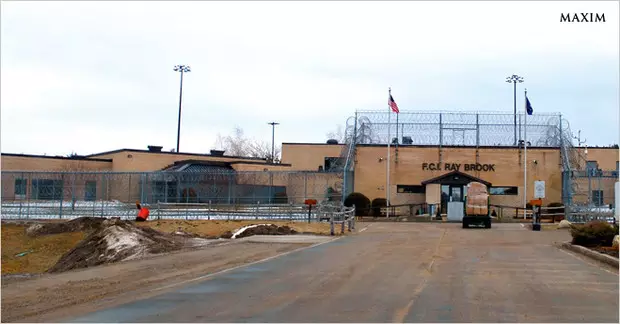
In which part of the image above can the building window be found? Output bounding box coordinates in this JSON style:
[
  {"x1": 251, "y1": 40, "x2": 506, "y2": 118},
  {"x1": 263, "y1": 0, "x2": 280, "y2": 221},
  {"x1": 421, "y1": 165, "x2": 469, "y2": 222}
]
[
  {"x1": 324, "y1": 157, "x2": 344, "y2": 171},
  {"x1": 397, "y1": 185, "x2": 425, "y2": 194},
  {"x1": 85, "y1": 181, "x2": 97, "y2": 201},
  {"x1": 490, "y1": 186, "x2": 518, "y2": 195},
  {"x1": 592, "y1": 190, "x2": 604, "y2": 206},
  {"x1": 14, "y1": 179, "x2": 27, "y2": 198},
  {"x1": 31, "y1": 179, "x2": 63, "y2": 200}
]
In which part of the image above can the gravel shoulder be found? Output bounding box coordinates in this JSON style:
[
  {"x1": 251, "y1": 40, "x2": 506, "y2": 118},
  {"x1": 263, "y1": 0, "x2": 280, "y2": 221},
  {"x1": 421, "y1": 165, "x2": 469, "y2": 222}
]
[{"x1": 0, "y1": 240, "x2": 314, "y2": 323}]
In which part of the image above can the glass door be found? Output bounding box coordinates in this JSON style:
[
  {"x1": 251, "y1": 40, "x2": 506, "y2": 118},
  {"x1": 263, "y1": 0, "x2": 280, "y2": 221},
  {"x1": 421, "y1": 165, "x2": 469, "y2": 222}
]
[
  {"x1": 450, "y1": 186, "x2": 463, "y2": 202},
  {"x1": 441, "y1": 185, "x2": 450, "y2": 214}
]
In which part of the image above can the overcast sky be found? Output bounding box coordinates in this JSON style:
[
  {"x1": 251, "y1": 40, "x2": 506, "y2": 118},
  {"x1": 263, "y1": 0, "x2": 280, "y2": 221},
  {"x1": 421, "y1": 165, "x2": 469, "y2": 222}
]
[{"x1": 1, "y1": 1, "x2": 618, "y2": 156}]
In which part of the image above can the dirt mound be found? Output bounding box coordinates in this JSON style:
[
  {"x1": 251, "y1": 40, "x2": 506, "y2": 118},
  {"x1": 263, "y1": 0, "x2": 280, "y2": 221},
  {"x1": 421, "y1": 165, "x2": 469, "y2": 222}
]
[
  {"x1": 47, "y1": 219, "x2": 185, "y2": 273},
  {"x1": 26, "y1": 217, "x2": 106, "y2": 236},
  {"x1": 232, "y1": 224, "x2": 297, "y2": 239}
]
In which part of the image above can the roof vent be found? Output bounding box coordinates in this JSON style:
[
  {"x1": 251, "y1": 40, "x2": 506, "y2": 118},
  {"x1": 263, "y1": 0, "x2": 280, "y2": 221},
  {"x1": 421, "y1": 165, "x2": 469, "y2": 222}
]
[
  {"x1": 210, "y1": 149, "x2": 225, "y2": 156},
  {"x1": 147, "y1": 145, "x2": 163, "y2": 152},
  {"x1": 326, "y1": 139, "x2": 338, "y2": 144}
]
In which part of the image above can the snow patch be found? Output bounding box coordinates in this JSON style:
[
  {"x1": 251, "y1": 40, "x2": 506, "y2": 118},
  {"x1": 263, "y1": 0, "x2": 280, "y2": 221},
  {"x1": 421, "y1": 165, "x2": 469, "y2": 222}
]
[
  {"x1": 103, "y1": 226, "x2": 149, "y2": 261},
  {"x1": 231, "y1": 223, "x2": 275, "y2": 239}
]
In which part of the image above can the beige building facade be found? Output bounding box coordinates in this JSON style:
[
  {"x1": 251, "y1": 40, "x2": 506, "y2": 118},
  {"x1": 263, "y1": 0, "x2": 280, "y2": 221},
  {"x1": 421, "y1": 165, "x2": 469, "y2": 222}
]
[
  {"x1": 2, "y1": 143, "x2": 618, "y2": 210},
  {"x1": 281, "y1": 143, "x2": 619, "y2": 211}
]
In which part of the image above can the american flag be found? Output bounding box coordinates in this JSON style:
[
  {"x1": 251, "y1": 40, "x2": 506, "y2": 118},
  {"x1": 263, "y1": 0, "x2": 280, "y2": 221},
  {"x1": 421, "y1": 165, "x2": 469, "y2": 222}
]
[{"x1": 388, "y1": 92, "x2": 399, "y2": 113}]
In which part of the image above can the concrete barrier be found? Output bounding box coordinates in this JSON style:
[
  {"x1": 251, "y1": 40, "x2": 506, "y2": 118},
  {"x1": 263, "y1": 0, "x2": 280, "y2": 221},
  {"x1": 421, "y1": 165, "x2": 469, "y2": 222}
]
[{"x1": 561, "y1": 242, "x2": 619, "y2": 268}]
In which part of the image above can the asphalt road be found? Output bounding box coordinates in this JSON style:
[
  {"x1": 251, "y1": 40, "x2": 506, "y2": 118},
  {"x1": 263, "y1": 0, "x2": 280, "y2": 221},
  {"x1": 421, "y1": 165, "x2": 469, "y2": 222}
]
[{"x1": 66, "y1": 223, "x2": 619, "y2": 323}]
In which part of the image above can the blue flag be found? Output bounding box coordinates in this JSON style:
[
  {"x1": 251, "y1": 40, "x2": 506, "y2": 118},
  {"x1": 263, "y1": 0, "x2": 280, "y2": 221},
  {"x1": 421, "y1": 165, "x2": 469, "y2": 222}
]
[{"x1": 526, "y1": 96, "x2": 533, "y2": 115}]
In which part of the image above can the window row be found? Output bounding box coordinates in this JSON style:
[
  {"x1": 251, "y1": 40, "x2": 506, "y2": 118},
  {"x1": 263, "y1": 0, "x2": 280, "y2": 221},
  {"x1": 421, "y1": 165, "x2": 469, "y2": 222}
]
[{"x1": 14, "y1": 178, "x2": 97, "y2": 201}]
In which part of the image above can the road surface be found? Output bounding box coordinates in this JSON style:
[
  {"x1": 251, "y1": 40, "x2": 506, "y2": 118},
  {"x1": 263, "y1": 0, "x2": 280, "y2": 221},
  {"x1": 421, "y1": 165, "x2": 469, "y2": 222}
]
[{"x1": 64, "y1": 223, "x2": 619, "y2": 323}]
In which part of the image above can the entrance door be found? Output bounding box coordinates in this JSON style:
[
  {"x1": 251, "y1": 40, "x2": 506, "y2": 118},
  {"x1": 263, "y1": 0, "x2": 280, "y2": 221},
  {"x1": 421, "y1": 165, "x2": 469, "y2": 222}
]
[{"x1": 441, "y1": 185, "x2": 464, "y2": 214}]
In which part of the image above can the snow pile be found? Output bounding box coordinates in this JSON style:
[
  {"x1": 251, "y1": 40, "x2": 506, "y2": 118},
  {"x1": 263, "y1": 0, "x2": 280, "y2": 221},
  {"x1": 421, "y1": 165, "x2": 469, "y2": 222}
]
[
  {"x1": 228, "y1": 223, "x2": 298, "y2": 239},
  {"x1": 47, "y1": 218, "x2": 185, "y2": 273},
  {"x1": 103, "y1": 226, "x2": 149, "y2": 261},
  {"x1": 231, "y1": 223, "x2": 275, "y2": 239}
]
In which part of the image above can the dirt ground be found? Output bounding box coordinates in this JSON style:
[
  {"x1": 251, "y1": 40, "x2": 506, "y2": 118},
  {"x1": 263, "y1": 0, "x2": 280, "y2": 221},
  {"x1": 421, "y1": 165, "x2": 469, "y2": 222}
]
[
  {"x1": 1, "y1": 219, "x2": 343, "y2": 276},
  {"x1": 0, "y1": 240, "x2": 315, "y2": 323}
]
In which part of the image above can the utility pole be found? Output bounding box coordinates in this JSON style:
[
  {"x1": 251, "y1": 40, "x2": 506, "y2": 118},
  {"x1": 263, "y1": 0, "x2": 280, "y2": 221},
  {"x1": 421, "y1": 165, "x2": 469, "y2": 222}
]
[
  {"x1": 506, "y1": 74, "x2": 524, "y2": 146},
  {"x1": 268, "y1": 122, "x2": 279, "y2": 163},
  {"x1": 174, "y1": 65, "x2": 191, "y2": 153}
]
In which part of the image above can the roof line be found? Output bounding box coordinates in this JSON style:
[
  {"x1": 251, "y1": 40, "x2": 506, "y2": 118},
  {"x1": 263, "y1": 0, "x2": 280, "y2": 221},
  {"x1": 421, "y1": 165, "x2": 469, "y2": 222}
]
[
  {"x1": 84, "y1": 148, "x2": 276, "y2": 161},
  {"x1": 1, "y1": 153, "x2": 113, "y2": 162}
]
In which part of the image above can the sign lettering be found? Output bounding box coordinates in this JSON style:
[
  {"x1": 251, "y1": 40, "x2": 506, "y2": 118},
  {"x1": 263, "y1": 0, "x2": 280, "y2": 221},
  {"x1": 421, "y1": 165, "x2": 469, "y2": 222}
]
[{"x1": 422, "y1": 162, "x2": 496, "y2": 172}]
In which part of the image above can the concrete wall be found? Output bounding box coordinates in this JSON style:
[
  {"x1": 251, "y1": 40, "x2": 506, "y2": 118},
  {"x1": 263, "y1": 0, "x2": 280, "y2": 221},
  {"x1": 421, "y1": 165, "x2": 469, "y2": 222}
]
[
  {"x1": 281, "y1": 143, "x2": 344, "y2": 171},
  {"x1": 1, "y1": 155, "x2": 112, "y2": 172}
]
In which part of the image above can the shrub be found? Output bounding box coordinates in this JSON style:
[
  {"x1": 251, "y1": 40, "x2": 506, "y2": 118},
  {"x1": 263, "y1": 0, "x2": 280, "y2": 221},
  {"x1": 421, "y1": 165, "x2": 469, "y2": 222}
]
[
  {"x1": 570, "y1": 221, "x2": 618, "y2": 247},
  {"x1": 370, "y1": 198, "x2": 387, "y2": 217},
  {"x1": 344, "y1": 192, "x2": 371, "y2": 216}
]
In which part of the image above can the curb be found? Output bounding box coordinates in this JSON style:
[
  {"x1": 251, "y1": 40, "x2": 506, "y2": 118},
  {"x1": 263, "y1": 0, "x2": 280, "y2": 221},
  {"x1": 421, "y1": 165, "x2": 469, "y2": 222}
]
[{"x1": 560, "y1": 242, "x2": 619, "y2": 268}]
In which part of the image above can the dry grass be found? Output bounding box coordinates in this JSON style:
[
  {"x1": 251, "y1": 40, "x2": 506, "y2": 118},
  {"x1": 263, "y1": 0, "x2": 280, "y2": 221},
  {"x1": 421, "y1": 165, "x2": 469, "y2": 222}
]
[
  {"x1": 1, "y1": 219, "x2": 344, "y2": 275},
  {"x1": 1, "y1": 224, "x2": 86, "y2": 275},
  {"x1": 136, "y1": 219, "x2": 346, "y2": 237}
]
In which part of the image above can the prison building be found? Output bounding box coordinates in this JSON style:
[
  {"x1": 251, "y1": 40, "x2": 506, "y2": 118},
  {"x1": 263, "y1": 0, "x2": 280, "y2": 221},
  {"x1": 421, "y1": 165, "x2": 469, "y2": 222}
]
[
  {"x1": 281, "y1": 143, "x2": 618, "y2": 214},
  {"x1": 1, "y1": 111, "x2": 618, "y2": 215}
]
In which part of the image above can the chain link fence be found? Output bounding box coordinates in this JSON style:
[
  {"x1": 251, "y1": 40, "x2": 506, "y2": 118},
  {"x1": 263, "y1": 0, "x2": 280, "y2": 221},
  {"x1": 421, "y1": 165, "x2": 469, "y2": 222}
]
[
  {"x1": 1, "y1": 171, "x2": 353, "y2": 220},
  {"x1": 564, "y1": 170, "x2": 617, "y2": 224}
]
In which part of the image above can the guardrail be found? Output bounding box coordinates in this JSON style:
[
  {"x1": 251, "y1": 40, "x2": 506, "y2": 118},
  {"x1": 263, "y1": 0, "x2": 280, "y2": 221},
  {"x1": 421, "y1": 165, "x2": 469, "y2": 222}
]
[
  {"x1": 328, "y1": 206, "x2": 356, "y2": 235},
  {"x1": 153, "y1": 202, "x2": 317, "y2": 221}
]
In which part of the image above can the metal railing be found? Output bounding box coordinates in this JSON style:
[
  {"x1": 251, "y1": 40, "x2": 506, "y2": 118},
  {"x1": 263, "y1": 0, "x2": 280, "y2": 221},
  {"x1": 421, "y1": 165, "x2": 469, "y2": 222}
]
[{"x1": 328, "y1": 205, "x2": 356, "y2": 235}]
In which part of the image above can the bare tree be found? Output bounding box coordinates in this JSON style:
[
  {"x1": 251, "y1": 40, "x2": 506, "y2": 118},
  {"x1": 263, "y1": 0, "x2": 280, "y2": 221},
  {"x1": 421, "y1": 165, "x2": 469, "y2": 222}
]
[
  {"x1": 248, "y1": 141, "x2": 281, "y2": 163},
  {"x1": 213, "y1": 127, "x2": 281, "y2": 162},
  {"x1": 326, "y1": 124, "x2": 345, "y2": 143}
]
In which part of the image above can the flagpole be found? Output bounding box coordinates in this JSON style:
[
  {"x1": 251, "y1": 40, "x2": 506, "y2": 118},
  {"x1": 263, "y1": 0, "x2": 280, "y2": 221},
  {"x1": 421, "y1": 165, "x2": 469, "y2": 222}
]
[
  {"x1": 523, "y1": 88, "x2": 528, "y2": 219},
  {"x1": 387, "y1": 87, "x2": 392, "y2": 218},
  {"x1": 396, "y1": 110, "x2": 399, "y2": 150}
]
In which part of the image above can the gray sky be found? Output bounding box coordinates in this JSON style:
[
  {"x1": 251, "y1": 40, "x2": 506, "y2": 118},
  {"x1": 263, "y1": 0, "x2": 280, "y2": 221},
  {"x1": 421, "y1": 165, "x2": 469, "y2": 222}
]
[{"x1": 1, "y1": 1, "x2": 618, "y2": 156}]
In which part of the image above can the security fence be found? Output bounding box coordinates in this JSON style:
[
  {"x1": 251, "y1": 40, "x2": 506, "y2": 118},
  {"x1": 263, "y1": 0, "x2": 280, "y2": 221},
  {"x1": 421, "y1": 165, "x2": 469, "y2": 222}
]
[
  {"x1": 1, "y1": 170, "x2": 353, "y2": 220},
  {"x1": 564, "y1": 170, "x2": 617, "y2": 224},
  {"x1": 350, "y1": 110, "x2": 563, "y2": 147}
]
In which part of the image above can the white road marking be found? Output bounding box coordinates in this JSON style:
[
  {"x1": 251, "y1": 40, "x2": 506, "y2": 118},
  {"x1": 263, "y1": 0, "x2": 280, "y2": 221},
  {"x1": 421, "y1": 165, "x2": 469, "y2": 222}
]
[
  {"x1": 360, "y1": 227, "x2": 368, "y2": 232},
  {"x1": 150, "y1": 236, "x2": 343, "y2": 292}
]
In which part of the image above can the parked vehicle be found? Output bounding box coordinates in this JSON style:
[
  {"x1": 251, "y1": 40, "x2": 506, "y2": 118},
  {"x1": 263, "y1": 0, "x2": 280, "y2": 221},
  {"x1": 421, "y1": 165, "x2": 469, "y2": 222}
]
[{"x1": 463, "y1": 181, "x2": 491, "y2": 228}]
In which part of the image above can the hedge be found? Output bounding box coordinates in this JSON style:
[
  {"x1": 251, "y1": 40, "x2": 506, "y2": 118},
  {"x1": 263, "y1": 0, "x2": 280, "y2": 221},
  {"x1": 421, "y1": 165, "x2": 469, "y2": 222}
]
[
  {"x1": 344, "y1": 192, "x2": 371, "y2": 216},
  {"x1": 370, "y1": 198, "x2": 387, "y2": 217},
  {"x1": 570, "y1": 221, "x2": 619, "y2": 247}
]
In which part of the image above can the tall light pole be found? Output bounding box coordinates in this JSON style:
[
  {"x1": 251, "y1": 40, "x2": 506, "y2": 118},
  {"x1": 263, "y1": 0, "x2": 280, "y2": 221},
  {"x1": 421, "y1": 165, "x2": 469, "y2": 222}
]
[
  {"x1": 268, "y1": 122, "x2": 279, "y2": 163},
  {"x1": 174, "y1": 65, "x2": 191, "y2": 153},
  {"x1": 506, "y1": 74, "x2": 524, "y2": 146}
]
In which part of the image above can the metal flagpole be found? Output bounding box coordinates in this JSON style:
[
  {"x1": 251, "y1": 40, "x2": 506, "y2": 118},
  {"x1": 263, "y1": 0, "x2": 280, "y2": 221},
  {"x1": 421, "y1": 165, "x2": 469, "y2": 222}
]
[
  {"x1": 386, "y1": 88, "x2": 392, "y2": 218},
  {"x1": 523, "y1": 88, "x2": 528, "y2": 219}
]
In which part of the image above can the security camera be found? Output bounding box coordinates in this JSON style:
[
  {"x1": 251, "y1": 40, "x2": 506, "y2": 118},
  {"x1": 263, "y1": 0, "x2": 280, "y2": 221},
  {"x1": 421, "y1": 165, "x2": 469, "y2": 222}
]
[{"x1": 533, "y1": 160, "x2": 538, "y2": 164}]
